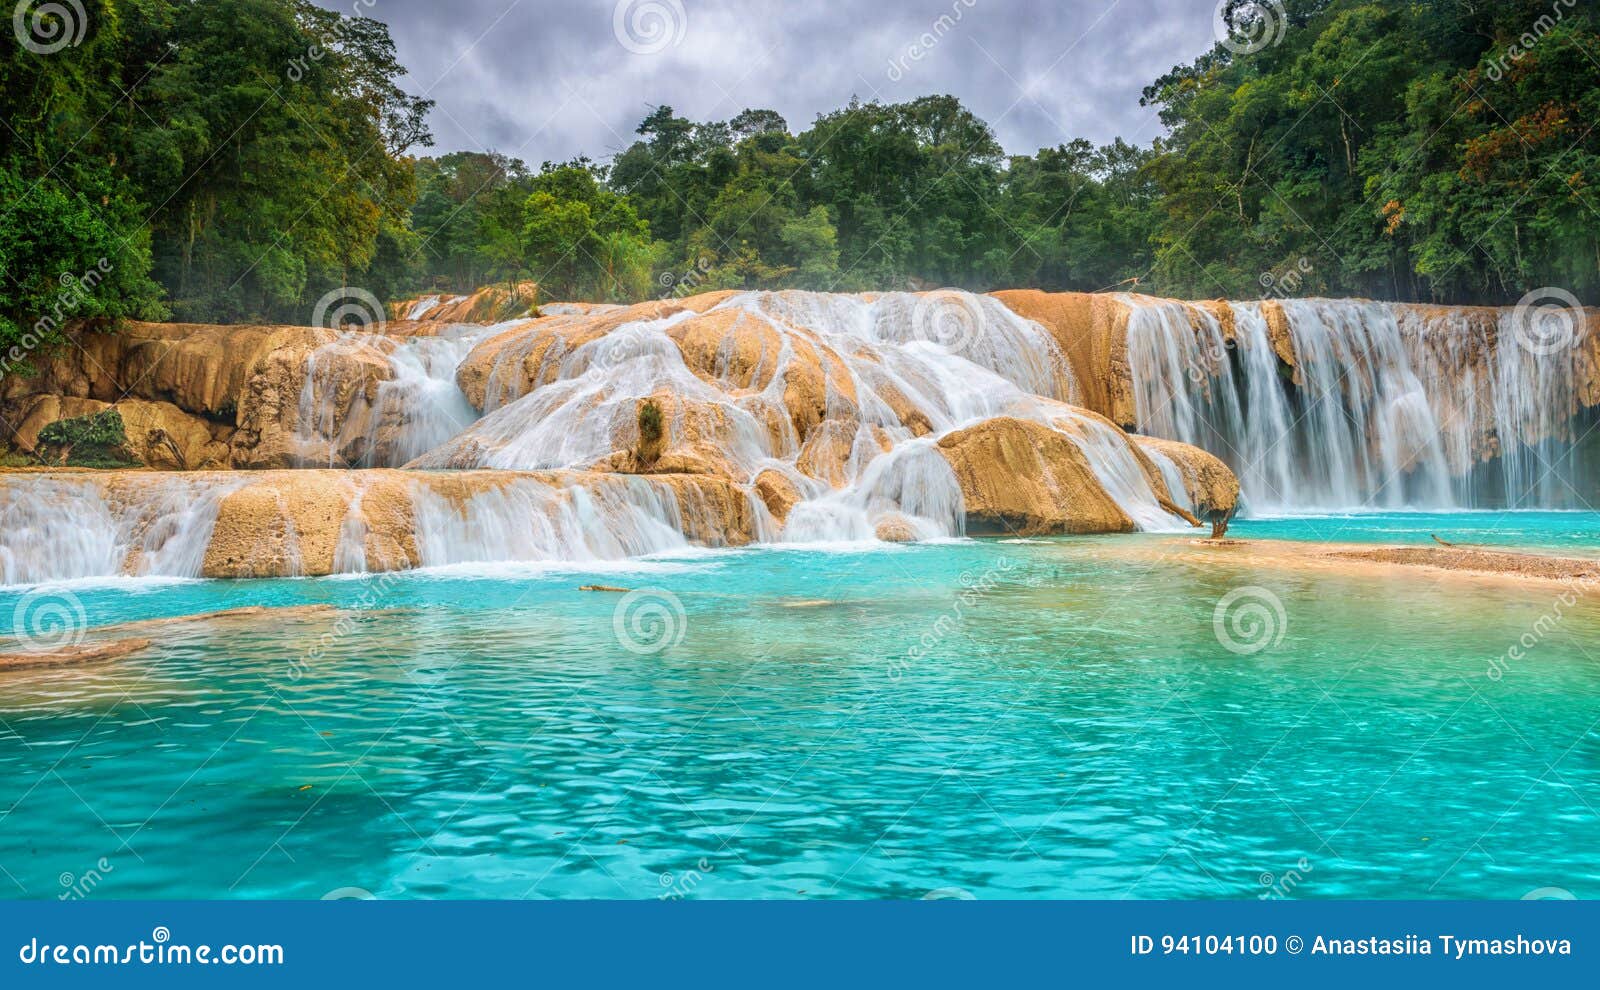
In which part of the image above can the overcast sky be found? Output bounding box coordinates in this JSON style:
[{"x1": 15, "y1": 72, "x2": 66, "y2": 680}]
[{"x1": 320, "y1": 0, "x2": 1220, "y2": 162}]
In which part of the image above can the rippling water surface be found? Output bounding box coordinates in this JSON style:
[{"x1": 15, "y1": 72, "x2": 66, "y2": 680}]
[{"x1": 2, "y1": 518, "x2": 1598, "y2": 899}]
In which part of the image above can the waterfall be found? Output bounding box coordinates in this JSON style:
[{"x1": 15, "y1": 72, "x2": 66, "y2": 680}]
[
  {"x1": 0, "y1": 476, "x2": 244, "y2": 585},
  {"x1": 408, "y1": 475, "x2": 695, "y2": 567},
  {"x1": 782, "y1": 439, "x2": 966, "y2": 542},
  {"x1": 0, "y1": 290, "x2": 1234, "y2": 588},
  {"x1": 414, "y1": 290, "x2": 1185, "y2": 539},
  {"x1": 405, "y1": 295, "x2": 442, "y2": 320},
  {"x1": 295, "y1": 325, "x2": 497, "y2": 469},
  {"x1": 366, "y1": 330, "x2": 490, "y2": 465},
  {"x1": 1122, "y1": 295, "x2": 1592, "y2": 512}
]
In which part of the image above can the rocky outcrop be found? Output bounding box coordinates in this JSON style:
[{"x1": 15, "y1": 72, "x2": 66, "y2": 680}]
[
  {"x1": 5, "y1": 395, "x2": 232, "y2": 469},
  {"x1": 753, "y1": 469, "x2": 803, "y2": 525},
  {"x1": 990, "y1": 291, "x2": 1137, "y2": 426},
  {"x1": 3, "y1": 321, "x2": 306, "y2": 418},
  {"x1": 937, "y1": 417, "x2": 1136, "y2": 536},
  {"x1": 1, "y1": 321, "x2": 328, "y2": 466},
  {"x1": 391, "y1": 281, "x2": 540, "y2": 324},
  {"x1": 1133, "y1": 436, "x2": 1240, "y2": 536},
  {"x1": 228, "y1": 328, "x2": 395, "y2": 468},
  {"x1": 203, "y1": 470, "x2": 367, "y2": 577}
]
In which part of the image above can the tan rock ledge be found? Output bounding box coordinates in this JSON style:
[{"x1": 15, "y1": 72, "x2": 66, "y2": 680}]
[{"x1": 0, "y1": 638, "x2": 153, "y2": 672}]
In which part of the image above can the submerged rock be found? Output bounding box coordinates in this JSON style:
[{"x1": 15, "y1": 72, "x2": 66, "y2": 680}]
[{"x1": 0, "y1": 638, "x2": 152, "y2": 672}]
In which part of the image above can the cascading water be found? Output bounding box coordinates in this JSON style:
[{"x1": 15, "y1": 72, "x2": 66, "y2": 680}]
[
  {"x1": 0, "y1": 470, "x2": 739, "y2": 585},
  {"x1": 368, "y1": 329, "x2": 492, "y2": 465},
  {"x1": 296, "y1": 324, "x2": 501, "y2": 469},
  {"x1": 413, "y1": 290, "x2": 1187, "y2": 541},
  {"x1": 405, "y1": 295, "x2": 442, "y2": 320},
  {"x1": 409, "y1": 475, "x2": 696, "y2": 567},
  {"x1": 1122, "y1": 295, "x2": 1593, "y2": 512},
  {"x1": 0, "y1": 290, "x2": 1209, "y2": 586},
  {"x1": 0, "y1": 476, "x2": 245, "y2": 585}
]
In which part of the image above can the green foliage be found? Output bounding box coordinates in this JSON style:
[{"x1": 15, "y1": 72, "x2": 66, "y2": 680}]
[
  {"x1": 0, "y1": 0, "x2": 430, "y2": 358},
  {"x1": 36, "y1": 409, "x2": 137, "y2": 468},
  {"x1": 0, "y1": 164, "x2": 163, "y2": 368},
  {"x1": 638, "y1": 400, "x2": 664, "y2": 445},
  {"x1": 520, "y1": 162, "x2": 657, "y2": 302},
  {"x1": 5, "y1": 0, "x2": 1593, "y2": 337},
  {"x1": 0, "y1": 0, "x2": 163, "y2": 362},
  {"x1": 1140, "y1": 0, "x2": 1600, "y2": 301}
]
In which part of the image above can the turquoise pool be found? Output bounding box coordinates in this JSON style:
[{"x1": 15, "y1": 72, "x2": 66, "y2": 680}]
[
  {"x1": 1, "y1": 520, "x2": 1597, "y2": 900},
  {"x1": 1232, "y1": 510, "x2": 1600, "y2": 553}
]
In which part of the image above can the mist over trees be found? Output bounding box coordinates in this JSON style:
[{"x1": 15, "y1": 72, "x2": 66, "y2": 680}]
[{"x1": 4, "y1": 0, "x2": 1597, "y2": 359}]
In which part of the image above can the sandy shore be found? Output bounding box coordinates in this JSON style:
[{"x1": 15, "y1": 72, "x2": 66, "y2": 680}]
[
  {"x1": 1326, "y1": 545, "x2": 1600, "y2": 582},
  {"x1": 1101, "y1": 535, "x2": 1600, "y2": 589}
]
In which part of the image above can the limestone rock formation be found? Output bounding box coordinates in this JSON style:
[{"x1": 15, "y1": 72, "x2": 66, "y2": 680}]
[
  {"x1": 989, "y1": 290, "x2": 1137, "y2": 426},
  {"x1": 753, "y1": 469, "x2": 803, "y2": 525},
  {"x1": 451, "y1": 293, "x2": 735, "y2": 411},
  {"x1": 391, "y1": 282, "x2": 540, "y2": 324},
  {"x1": 6, "y1": 395, "x2": 231, "y2": 469},
  {"x1": 937, "y1": 417, "x2": 1136, "y2": 536},
  {"x1": 229, "y1": 328, "x2": 394, "y2": 468},
  {"x1": 20, "y1": 283, "x2": 1600, "y2": 579},
  {"x1": 1133, "y1": 436, "x2": 1240, "y2": 536}
]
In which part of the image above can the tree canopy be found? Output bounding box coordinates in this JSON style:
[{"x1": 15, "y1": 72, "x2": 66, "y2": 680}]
[{"x1": 3, "y1": 0, "x2": 1596, "y2": 366}]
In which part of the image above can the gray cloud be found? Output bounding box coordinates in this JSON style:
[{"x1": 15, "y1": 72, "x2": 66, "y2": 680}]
[{"x1": 320, "y1": 0, "x2": 1219, "y2": 161}]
